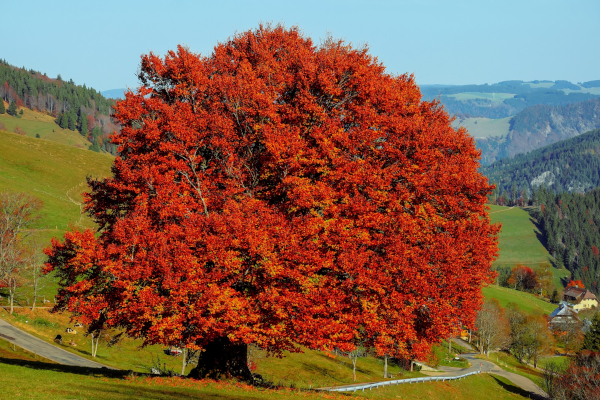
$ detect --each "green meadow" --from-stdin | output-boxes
[488,205,570,288]
[0,105,91,148]
[452,116,511,139]
[0,333,532,400]
[482,285,556,316]
[447,92,516,103]
[0,128,113,304]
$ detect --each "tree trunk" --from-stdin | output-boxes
[188,337,252,381]
[9,278,15,315]
[352,355,357,382]
[449,337,452,353]
[31,285,37,311]
[181,348,187,376]
[383,355,388,378]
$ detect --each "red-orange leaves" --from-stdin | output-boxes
[46,25,498,369]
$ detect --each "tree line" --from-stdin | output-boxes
[535,187,600,295]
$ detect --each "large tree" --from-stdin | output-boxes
[45,25,499,380]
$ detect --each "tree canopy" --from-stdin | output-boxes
[45,25,499,380]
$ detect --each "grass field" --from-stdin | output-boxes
[452,117,511,139]
[0,129,113,304]
[488,205,570,288]
[0,104,91,148]
[0,334,533,400]
[0,129,113,231]
[482,285,556,316]
[521,82,554,89]
[447,92,516,103]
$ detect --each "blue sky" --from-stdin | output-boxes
[2,0,599,91]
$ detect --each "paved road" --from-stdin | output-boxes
[320,352,546,399]
[0,317,114,369]
[423,352,546,399]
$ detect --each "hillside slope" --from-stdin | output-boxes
[487,205,569,288]
[0,129,113,233]
[481,128,600,197]
[477,98,600,164]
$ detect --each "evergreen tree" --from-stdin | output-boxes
[59,113,69,129]
[7,100,17,116]
[550,289,560,303]
[80,113,88,136]
[583,313,600,351]
[68,111,77,130]
[0,100,5,114]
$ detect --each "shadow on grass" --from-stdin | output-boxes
[489,375,545,400]
[0,356,129,378]
[68,382,262,400]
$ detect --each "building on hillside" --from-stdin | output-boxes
[548,303,580,330]
[563,286,598,310]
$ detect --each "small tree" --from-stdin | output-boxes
[28,246,46,311]
[7,100,17,116]
[0,100,5,114]
[475,299,510,357]
[551,289,561,304]
[0,192,43,314]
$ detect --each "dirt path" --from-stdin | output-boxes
[0,317,114,369]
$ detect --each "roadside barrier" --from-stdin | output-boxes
[327,371,481,392]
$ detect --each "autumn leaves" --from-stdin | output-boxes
[45,25,499,379]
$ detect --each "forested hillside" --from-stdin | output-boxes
[0,59,118,153]
[481,129,600,199]
[476,98,600,164]
[535,186,600,294]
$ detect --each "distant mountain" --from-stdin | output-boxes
[477,98,600,164]
[101,88,125,100]
[480,128,600,199]
[420,80,600,120]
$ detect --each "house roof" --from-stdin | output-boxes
[582,290,598,300]
[564,287,598,301]
[549,304,578,320]
[564,287,586,298]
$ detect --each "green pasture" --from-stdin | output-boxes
[488,205,570,288]
[0,106,91,148]
[0,333,533,399]
[521,82,554,89]
[452,116,511,139]
[538,356,570,371]
[447,92,516,103]
[0,129,113,303]
[482,285,556,316]
[0,129,113,230]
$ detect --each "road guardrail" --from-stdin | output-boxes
[327,370,481,392]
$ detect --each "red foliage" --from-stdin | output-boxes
[45,25,499,363]
[13,126,26,136]
[592,245,599,258]
[567,280,585,289]
[507,264,539,291]
[87,115,96,131]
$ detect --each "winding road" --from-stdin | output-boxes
[321,339,546,399]
[0,317,114,369]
